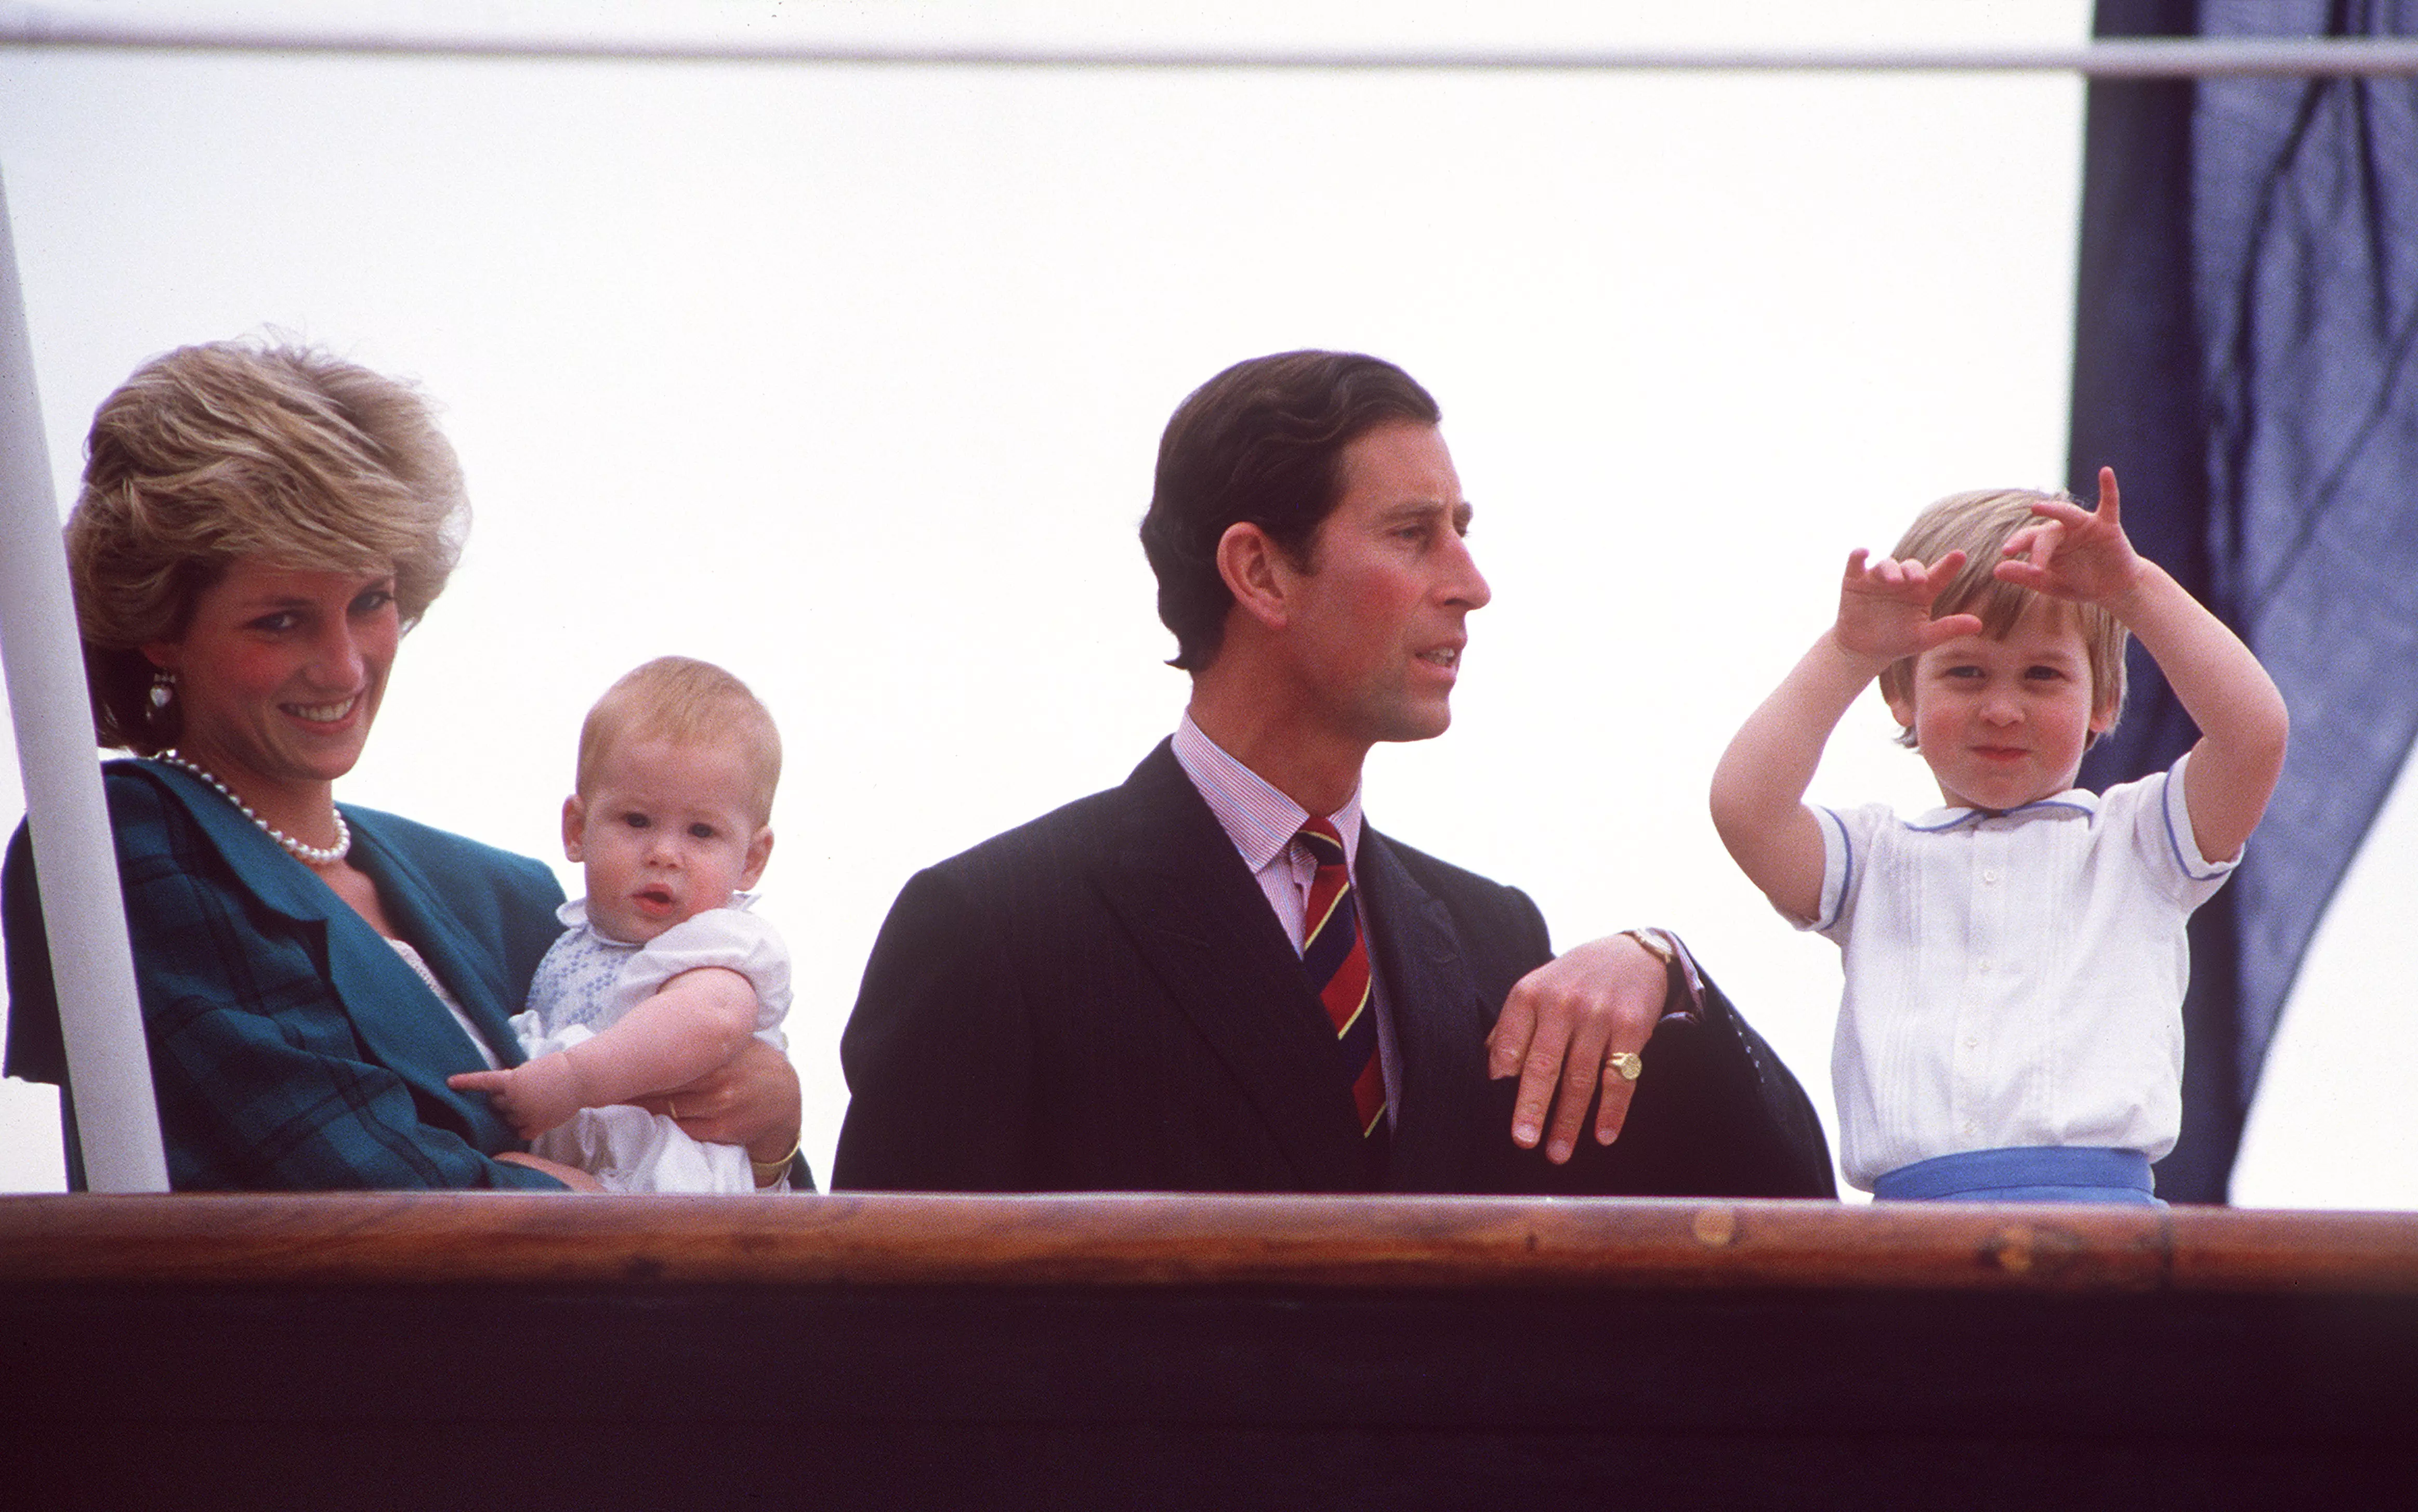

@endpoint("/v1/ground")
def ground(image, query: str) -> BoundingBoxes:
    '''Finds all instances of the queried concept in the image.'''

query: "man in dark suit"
[833,351,1833,1197]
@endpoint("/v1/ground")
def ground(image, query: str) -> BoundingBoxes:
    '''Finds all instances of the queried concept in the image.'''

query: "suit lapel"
[344,810,528,1060]
[1093,744,1370,1190]
[1356,829,1489,1193]
[138,764,516,1143]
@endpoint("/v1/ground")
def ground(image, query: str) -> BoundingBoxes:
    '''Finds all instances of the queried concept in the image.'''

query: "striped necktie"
[1298,817,1387,1150]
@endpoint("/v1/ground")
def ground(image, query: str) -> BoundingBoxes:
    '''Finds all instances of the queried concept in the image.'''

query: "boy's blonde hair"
[576,657,782,826]
[1876,488,2130,748]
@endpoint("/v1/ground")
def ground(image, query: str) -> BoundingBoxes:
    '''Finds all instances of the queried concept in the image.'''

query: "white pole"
[0,167,169,1192]
[5,29,2418,77]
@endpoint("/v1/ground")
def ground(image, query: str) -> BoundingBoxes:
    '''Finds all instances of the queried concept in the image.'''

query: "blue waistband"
[1872,1146,2156,1203]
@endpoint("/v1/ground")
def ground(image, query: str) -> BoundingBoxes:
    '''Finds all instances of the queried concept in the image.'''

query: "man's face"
[1271,421,1491,747]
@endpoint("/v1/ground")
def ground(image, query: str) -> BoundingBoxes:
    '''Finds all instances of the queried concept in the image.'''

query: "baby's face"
[564,734,771,945]
[1885,598,2112,813]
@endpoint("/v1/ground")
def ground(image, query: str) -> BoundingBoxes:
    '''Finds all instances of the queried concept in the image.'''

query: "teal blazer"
[4,759,568,1190]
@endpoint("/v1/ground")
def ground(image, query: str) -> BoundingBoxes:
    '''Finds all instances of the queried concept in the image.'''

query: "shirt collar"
[1907,787,2101,833]
[1171,712,1364,870]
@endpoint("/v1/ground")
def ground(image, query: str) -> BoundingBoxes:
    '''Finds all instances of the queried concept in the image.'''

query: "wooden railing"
[6,1189,2418,1291]
[5,1193,2416,1508]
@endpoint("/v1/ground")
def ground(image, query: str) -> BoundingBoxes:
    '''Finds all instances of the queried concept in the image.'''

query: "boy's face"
[1885,598,2112,813]
[563,734,772,945]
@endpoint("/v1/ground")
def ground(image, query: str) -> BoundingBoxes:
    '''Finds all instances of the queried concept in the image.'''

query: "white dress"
[516,896,791,1193]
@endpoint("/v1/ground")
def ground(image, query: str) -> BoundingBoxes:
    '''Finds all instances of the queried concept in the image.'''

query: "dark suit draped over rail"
[835,742,1835,1197]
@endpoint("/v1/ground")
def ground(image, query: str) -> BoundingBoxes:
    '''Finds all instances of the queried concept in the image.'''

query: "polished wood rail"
[3,1189,2418,1292]
[4,1193,2416,1508]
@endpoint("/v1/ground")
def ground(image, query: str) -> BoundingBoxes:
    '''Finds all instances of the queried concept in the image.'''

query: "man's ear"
[1215,521,1292,632]
[561,794,587,862]
[740,827,773,891]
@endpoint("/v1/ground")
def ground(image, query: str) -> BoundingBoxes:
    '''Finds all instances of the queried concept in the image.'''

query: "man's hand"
[1486,932,1670,1163]
[629,1035,802,1167]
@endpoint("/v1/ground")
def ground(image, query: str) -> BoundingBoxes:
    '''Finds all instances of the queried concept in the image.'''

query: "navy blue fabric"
[1872,1147,2158,1205]
[2071,0,2418,1200]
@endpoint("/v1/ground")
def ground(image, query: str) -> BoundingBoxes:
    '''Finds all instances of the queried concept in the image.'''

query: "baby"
[1709,469,2288,1203]
[451,656,793,1192]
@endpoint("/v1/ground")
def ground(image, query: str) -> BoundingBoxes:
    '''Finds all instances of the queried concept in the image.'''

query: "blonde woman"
[3,341,801,1190]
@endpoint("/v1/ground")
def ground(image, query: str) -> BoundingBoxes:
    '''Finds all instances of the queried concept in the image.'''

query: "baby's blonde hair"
[576,657,782,826]
[1876,488,2131,748]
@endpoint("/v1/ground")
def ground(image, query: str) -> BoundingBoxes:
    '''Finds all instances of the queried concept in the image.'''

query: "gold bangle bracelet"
[751,1139,803,1187]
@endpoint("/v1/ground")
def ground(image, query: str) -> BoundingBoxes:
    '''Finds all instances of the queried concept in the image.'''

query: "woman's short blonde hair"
[1875,487,2131,747]
[576,657,783,828]
[65,340,469,753]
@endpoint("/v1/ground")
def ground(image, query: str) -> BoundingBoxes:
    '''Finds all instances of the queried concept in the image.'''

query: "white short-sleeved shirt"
[1804,753,2236,1191]
[517,895,790,1050]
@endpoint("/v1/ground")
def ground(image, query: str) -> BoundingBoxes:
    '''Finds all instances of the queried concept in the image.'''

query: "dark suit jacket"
[834,742,1833,1196]
[4,760,569,1190]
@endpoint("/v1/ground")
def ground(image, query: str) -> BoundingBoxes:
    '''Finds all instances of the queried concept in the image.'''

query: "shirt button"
[1975,959,1992,973]
[1982,869,2001,885]
[1964,1036,1979,1049]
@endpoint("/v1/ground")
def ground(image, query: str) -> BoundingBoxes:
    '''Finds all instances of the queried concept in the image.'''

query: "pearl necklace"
[154,751,352,866]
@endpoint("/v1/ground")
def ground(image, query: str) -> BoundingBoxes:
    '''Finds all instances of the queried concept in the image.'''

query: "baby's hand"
[1995,466,2147,608]
[1834,547,1983,664]
[448,1055,587,1140]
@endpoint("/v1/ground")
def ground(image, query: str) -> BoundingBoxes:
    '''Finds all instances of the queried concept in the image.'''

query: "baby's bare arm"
[554,967,762,1115]
[448,967,762,1140]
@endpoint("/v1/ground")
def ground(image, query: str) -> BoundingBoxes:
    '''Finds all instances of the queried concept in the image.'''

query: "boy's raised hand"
[1995,465,2147,607]
[1834,547,1984,664]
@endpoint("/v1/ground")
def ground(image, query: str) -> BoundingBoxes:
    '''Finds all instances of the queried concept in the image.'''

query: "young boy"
[1709,469,2288,1202]
[450,656,794,1192]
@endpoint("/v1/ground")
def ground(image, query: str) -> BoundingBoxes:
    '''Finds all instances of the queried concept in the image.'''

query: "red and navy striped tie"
[1299,817,1387,1153]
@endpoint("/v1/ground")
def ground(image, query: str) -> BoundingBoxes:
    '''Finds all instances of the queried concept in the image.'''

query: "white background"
[2,1,2411,1205]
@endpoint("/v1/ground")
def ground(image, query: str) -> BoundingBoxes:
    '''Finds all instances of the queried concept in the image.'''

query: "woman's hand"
[494,1150,606,1192]
[631,1036,801,1168]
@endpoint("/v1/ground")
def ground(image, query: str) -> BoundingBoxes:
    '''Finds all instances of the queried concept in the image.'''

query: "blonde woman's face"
[142,560,399,798]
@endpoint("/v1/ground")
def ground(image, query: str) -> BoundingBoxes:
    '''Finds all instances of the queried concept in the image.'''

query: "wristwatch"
[1620,927,1677,969]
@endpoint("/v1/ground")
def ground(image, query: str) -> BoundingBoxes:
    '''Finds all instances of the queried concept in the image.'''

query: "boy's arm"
[1999,468,2288,863]
[1711,638,1867,923]
[2108,564,2287,863]
[1711,550,1981,922]
[450,966,763,1138]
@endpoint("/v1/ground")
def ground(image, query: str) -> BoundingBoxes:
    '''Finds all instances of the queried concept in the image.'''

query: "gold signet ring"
[1606,1051,1643,1082]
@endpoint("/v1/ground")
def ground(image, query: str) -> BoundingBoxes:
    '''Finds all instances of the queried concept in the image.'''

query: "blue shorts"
[1871,1146,2161,1205]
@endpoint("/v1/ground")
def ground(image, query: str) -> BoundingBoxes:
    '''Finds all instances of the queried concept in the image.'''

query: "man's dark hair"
[1140,350,1441,671]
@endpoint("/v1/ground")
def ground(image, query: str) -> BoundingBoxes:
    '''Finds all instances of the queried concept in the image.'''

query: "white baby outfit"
[516,895,791,1193]
[1802,753,2237,1192]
